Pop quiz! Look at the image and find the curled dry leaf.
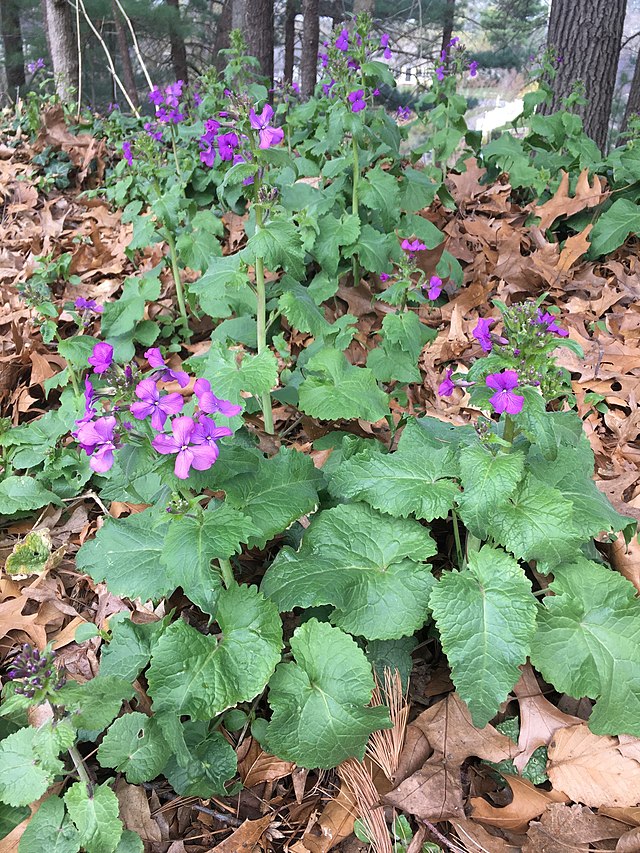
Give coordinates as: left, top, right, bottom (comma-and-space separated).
450, 818, 523, 853
548, 724, 640, 808
238, 738, 295, 788
522, 803, 629, 853
533, 169, 605, 231
207, 814, 273, 853
609, 534, 640, 594
298, 780, 357, 853
114, 780, 162, 844
469, 775, 568, 833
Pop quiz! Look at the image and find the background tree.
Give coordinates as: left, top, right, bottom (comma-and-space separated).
542, 0, 627, 150
283, 0, 296, 83
244, 0, 274, 84
480, 0, 547, 68
165, 0, 189, 82
622, 42, 640, 132
44, 0, 78, 100
1, 0, 25, 94
111, 0, 138, 105
301, 0, 318, 97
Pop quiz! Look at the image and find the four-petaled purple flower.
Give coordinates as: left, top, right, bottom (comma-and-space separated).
401, 238, 426, 253
397, 105, 412, 120
380, 272, 390, 282
486, 370, 524, 415
217, 132, 239, 161
194, 378, 242, 417
75, 416, 118, 473
436, 66, 446, 82
425, 275, 443, 300
469, 61, 479, 78
88, 342, 113, 374
473, 317, 494, 352
319, 52, 329, 67
144, 347, 189, 388
130, 378, 184, 431
536, 310, 568, 337
348, 89, 366, 113
249, 104, 284, 149
191, 416, 233, 462
152, 415, 222, 479
122, 141, 133, 166
27, 58, 45, 74
439, 368, 455, 397
335, 28, 349, 51
75, 297, 103, 313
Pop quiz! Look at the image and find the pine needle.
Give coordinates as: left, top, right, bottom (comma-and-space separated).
338, 758, 393, 853
367, 667, 410, 783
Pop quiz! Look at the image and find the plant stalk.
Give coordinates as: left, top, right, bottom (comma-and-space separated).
54, 331, 81, 398
451, 508, 464, 568
351, 135, 360, 286
502, 413, 515, 447
164, 231, 190, 338
218, 557, 234, 588
68, 744, 93, 793
254, 206, 274, 435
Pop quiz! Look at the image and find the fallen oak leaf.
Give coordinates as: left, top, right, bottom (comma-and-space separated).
450, 818, 523, 853
384, 758, 465, 821
206, 814, 273, 852
556, 225, 593, 273
470, 775, 569, 833
299, 779, 356, 853
522, 803, 629, 852
533, 169, 605, 232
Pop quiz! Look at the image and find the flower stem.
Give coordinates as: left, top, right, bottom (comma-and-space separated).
170, 127, 182, 179
254, 205, 274, 435
164, 231, 190, 339
54, 331, 81, 398
351, 135, 360, 286
451, 508, 464, 568
218, 557, 234, 588
502, 414, 515, 447
68, 744, 93, 793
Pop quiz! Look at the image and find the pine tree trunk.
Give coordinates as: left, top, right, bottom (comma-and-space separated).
542, 0, 627, 151
245, 0, 273, 84
44, 0, 79, 101
214, 0, 232, 71
301, 0, 318, 98
283, 0, 295, 83
231, 0, 246, 31
440, 0, 455, 59
353, 0, 374, 13
622, 45, 640, 134
165, 0, 189, 83
1, 0, 25, 93
111, 0, 138, 106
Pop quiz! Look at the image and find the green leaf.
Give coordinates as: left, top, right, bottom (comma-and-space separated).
64, 782, 123, 853
313, 213, 361, 277
100, 616, 169, 682
97, 713, 170, 783
113, 831, 143, 853
265, 619, 391, 768
399, 169, 438, 212
531, 559, 640, 736
299, 348, 388, 422
0, 477, 62, 517
0, 727, 60, 807
261, 503, 436, 640
217, 448, 323, 550
57, 336, 98, 370
344, 224, 396, 273
160, 718, 237, 797
161, 505, 251, 615
241, 219, 305, 278
101, 277, 157, 340
367, 312, 435, 384
457, 444, 526, 538
366, 637, 417, 692
279, 282, 332, 337
1, 803, 30, 840
328, 446, 459, 521
147, 583, 283, 719
430, 546, 537, 728
359, 166, 400, 230
589, 199, 640, 257
188, 254, 252, 319
75, 509, 171, 602
18, 797, 80, 853
55, 676, 135, 734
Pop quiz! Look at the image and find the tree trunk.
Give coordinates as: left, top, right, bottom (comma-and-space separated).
1, 0, 25, 94
542, 0, 627, 151
283, 0, 295, 83
622, 45, 640, 134
165, 0, 189, 83
214, 0, 232, 71
111, 0, 138, 106
353, 0, 374, 13
231, 0, 246, 31
245, 0, 273, 84
44, 0, 79, 101
440, 0, 455, 60
301, 0, 318, 98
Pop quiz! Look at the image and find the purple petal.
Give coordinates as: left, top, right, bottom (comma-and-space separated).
189, 443, 220, 470
144, 347, 165, 368
174, 448, 193, 479
130, 401, 155, 421
150, 408, 169, 431
135, 377, 160, 404
159, 393, 184, 416
152, 433, 179, 454
171, 415, 195, 447
90, 445, 115, 473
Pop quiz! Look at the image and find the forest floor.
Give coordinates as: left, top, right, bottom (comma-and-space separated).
1, 117, 640, 852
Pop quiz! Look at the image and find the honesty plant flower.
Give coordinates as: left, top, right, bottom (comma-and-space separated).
348, 89, 366, 112
164, 80, 184, 107
149, 87, 164, 107
380, 33, 392, 59
75, 416, 118, 472
536, 310, 568, 337
249, 104, 284, 149
88, 342, 113, 374
194, 378, 242, 417
439, 368, 455, 397
380, 272, 390, 282
122, 141, 133, 166
425, 275, 443, 300
323, 79, 336, 95
130, 378, 184, 431
192, 416, 233, 461
397, 105, 412, 120
473, 317, 494, 352
401, 238, 426, 253
27, 58, 45, 73
73, 378, 97, 434
335, 28, 349, 51
144, 347, 189, 387
449, 36, 460, 46
217, 132, 239, 161
319, 52, 329, 67
436, 66, 446, 82
75, 297, 103, 313
152, 415, 221, 479
469, 60, 479, 77
486, 370, 524, 415
144, 121, 163, 142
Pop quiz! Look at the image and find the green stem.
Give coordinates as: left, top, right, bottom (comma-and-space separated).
170, 127, 182, 179
54, 331, 81, 398
254, 206, 274, 435
68, 744, 93, 793
218, 557, 234, 588
502, 414, 515, 447
164, 231, 190, 339
351, 135, 360, 286
451, 509, 464, 568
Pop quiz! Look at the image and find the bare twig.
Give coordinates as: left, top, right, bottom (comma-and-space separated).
111, 0, 154, 92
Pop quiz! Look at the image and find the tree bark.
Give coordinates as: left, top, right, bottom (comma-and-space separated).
1, 0, 25, 93
622, 44, 640, 133
231, 0, 246, 31
542, 0, 627, 151
165, 0, 189, 83
440, 0, 455, 60
283, 0, 295, 83
111, 0, 138, 106
44, 0, 79, 101
301, 0, 318, 98
353, 0, 374, 13
214, 0, 232, 71
245, 0, 273, 84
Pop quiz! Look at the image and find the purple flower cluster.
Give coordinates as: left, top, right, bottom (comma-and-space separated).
149, 80, 185, 124
536, 309, 568, 337
75, 297, 103, 314
249, 104, 285, 149
348, 89, 366, 112
27, 58, 45, 74
5, 643, 64, 699
74, 343, 239, 479
199, 104, 282, 173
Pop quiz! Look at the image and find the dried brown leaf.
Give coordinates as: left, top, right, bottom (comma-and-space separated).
523, 803, 628, 852
470, 775, 568, 833
206, 814, 273, 852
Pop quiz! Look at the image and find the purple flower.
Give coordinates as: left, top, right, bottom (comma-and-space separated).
440, 49, 447, 62
469, 61, 479, 78
148, 87, 164, 107
291, 82, 300, 94
200, 143, 216, 167
88, 342, 113, 374
436, 66, 446, 82
335, 28, 349, 51
193, 89, 203, 106
323, 79, 336, 96
75, 416, 118, 473
107, 102, 120, 113
27, 58, 45, 74
319, 52, 329, 67
536, 310, 568, 337
473, 318, 494, 353
152, 415, 222, 479
73, 378, 97, 433
448, 37, 459, 47
439, 368, 455, 397
164, 80, 183, 107
217, 132, 239, 161
347, 58, 361, 71
130, 378, 184, 431
144, 347, 189, 387
380, 272, 390, 282
144, 121, 163, 141
122, 141, 133, 166
425, 275, 443, 300
194, 378, 242, 417
397, 105, 412, 120
205, 118, 221, 135
192, 416, 233, 461
486, 371, 524, 415
249, 104, 284, 149
75, 297, 103, 313
401, 238, 426, 253
373, 88, 380, 96
348, 89, 366, 113
380, 34, 390, 48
